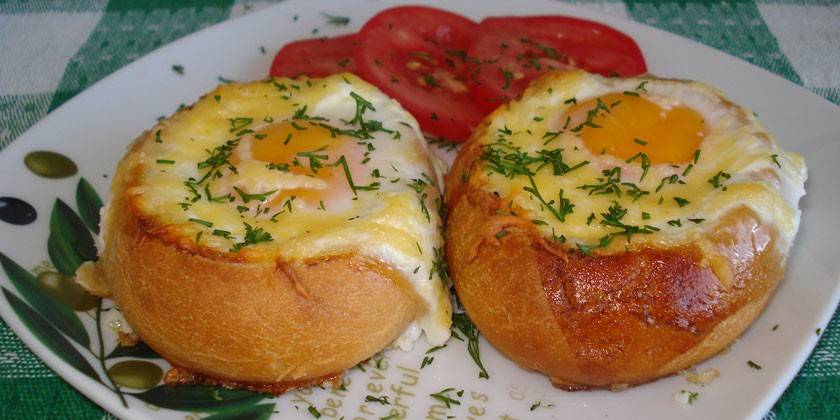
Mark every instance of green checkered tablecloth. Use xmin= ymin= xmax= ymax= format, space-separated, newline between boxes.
xmin=0 ymin=0 xmax=837 ymax=418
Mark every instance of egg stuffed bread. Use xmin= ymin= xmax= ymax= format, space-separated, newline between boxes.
xmin=445 ymin=71 xmax=807 ymax=390
xmin=90 ymin=73 xmax=451 ymax=391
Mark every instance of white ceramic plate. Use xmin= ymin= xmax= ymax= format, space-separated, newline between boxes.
xmin=1 ymin=1 xmax=838 ymax=419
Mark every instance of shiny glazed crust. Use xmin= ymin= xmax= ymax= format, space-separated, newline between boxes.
xmin=444 ymin=125 xmax=786 ymax=390
xmin=97 ymin=130 xmax=424 ymax=388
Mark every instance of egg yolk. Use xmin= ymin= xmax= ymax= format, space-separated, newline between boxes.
xmin=566 ymin=93 xmax=708 ymax=164
xmin=249 ymin=122 xmax=349 ymax=206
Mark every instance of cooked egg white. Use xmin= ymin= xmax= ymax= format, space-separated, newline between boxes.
xmin=476 ymin=71 xmax=806 ymax=255
xmin=119 ymin=73 xmax=451 ymax=349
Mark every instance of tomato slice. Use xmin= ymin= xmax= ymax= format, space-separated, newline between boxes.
xmin=269 ymin=34 xmax=357 ymax=78
xmin=353 ymin=6 xmax=485 ymax=141
xmin=467 ymin=16 xmax=647 ymax=108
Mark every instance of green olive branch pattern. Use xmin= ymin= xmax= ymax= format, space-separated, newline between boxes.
xmin=1 ymin=177 xmax=272 ymax=416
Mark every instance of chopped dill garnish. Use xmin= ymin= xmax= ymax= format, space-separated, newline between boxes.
xmin=451 ymin=313 xmax=489 ymax=379
xmin=321 ymin=12 xmax=350 ymax=26
xmin=429 ymin=388 xmax=462 ymax=409
xmin=231 ymin=222 xmax=273 ymax=251
xmin=188 ymin=218 xmax=213 ymax=228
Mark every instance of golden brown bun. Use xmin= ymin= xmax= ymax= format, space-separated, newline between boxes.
xmin=97 ymin=131 xmax=424 ymax=387
xmin=444 ymin=127 xmax=785 ymax=390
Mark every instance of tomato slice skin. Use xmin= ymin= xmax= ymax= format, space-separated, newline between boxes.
xmin=269 ymin=34 xmax=357 ymax=78
xmin=467 ymin=16 xmax=647 ymax=108
xmin=353 ymin=6 xmax=486 ymax=142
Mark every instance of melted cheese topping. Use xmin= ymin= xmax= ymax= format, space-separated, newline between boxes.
xmin=125 ymin=74 xmax=451 ymax=348
xmin=476 ymin=71 xmax=807 ymax=254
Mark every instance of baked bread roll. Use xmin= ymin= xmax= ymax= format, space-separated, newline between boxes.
xmin=445 ymin=71 xmax=807 ymax=389
xmin=91 ymin=74 xmax=452 ymax=390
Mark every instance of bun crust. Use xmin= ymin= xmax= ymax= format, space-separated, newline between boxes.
xmin=445 ymin=130 xmax=785 ymax=390
xmin=98 ymin=131 xmax=423 ymax=387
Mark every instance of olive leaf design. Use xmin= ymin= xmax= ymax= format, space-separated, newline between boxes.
xmin=76 ymin=177 xmax=103 ymax=234
xmin=0 ymin=252 xmax=90 ymax=347
xmin=2 ymin=177 xmax=274 ymax=415
xmin=48 ymin=198 xmax=97 ymax=276
xmin=130 ymin=385 xmax=267 ymax=412
xmin=203 ymin=403 xmax=277 ymax=420
xmin=2 ymin=287 xmax=99 ymax=381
